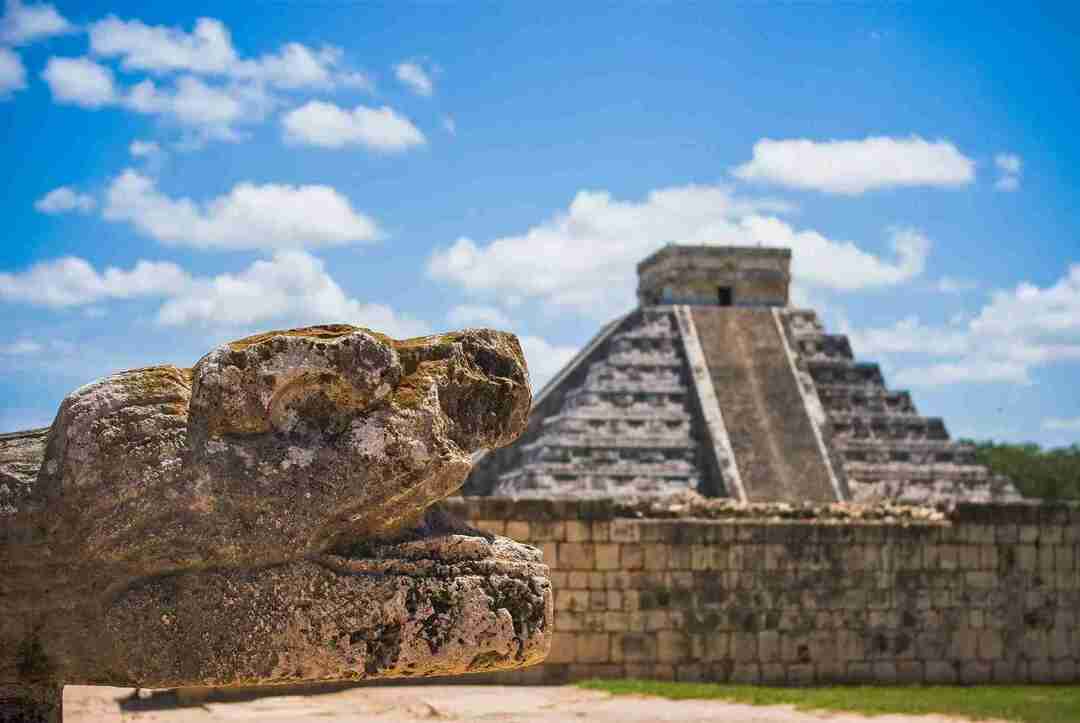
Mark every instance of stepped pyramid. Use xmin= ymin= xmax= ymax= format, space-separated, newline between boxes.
xmin=465 ymin=245 xmax=1021 ymax=504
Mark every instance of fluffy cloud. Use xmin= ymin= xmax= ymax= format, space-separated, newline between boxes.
xmin=0 ymin=339 xmax=42 ymax=355
xmin=994 ymin=152 xmax=1022 ymax=191
xmin=427 ymin=184 xmax=929 ymax=318
xmin=0 ymin=47 xmax=26 ymax=97
xmin=103 ymin=169 xmax=380 ymax=251
xmin=0 ymin=0 xmax=74 ymax=46
xmin=394 ymin=60 xmax=433 ymax=96
xmin=0 ymin=252 xmax=429 ymax=339
xmin=732 ymin=136 xmax=975 ymax=194
xmin=282 ymin=101 xmax=426 ymax=151
xmin=88 ymin=15 xmax=364 ymax=90
xmin=1043 ymin=417 xmax=1080 ymax=432
xmin=126 ymin=75 xmax=274 ymax=141
xmin=34 ymin=186 xmax=95 ymax=214
xmin=129 ymin=139 xmax=161 ymax=157
xmin=850 ymin=264 xmax=1080 ymax=387
xmin=89 ymin=16 xmax=236 ymax=74
xmin=934 ymin=276 xmax=978 ymax=294
xmin=446 ymin=304 xmax=513 ymax=328
xmin=41 ymin=56 xmax=117 ymax=107
xmin=0 ymin=256 xmax=190 ymax=307
xmin=155 ymin=251 xmax=430 ymax=337
xmin=43 ymin=55 xmax=273 ymax=140
xmin=518 ymin=335 xmax=578 ymax=392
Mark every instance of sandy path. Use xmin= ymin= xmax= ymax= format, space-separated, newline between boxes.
xmin=64 ymin=684 xmax=1005 ymax=723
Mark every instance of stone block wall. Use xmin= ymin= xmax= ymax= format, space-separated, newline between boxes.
xmin=441 ymin=498 xmax=1080 ymax=685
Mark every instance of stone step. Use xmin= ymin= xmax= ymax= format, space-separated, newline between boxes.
xmin=564 ymin=385 xmax=688 ymax=401
xmin=794 ymin=333 xmax=854 ymax=361
xmin=691 ymin=307 xmax=838 ymax=503
xmin=492 ymin=473 xmax=696 ymax=497
xmin=816 ymin=386 xmax=916 ymax=414
xmin=843 ymin=461 xmax=993 ymax=484
xmin=807 ymin=359 xmax=885 ymax=386
xmin=519 ymin=434 xmax=697 ymax=453
xmin=499 ymin=461 xmax=697 ymax=479
xmin=539 ymin=417 xmax=693 ymax=437
xmin=835 ymin=439 xmax=977 ymax=465
xmin=781 ymin=308 xmax=824 ymax=335
xmin=829 ymin=414 xmax=949 ymax=441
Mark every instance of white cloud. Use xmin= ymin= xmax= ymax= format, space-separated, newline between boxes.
xmin=125 ymin=75 xmax=274 ymax=141
xmin=934 ymin=276 xmax=978 ymax=294
xmin=34 ymin=186 xmax=95 ymax=214
xmin=995 ymin=176 xmax=1019 ymax=192
xmin=518 ymin=335 xmax=578 ymax=392
xmin=43 ymin=54 xmax=273 ymax=141
xmin=394 ymin=60 xmax=433 ymax=96
xmin=89 ymin=16 xmax=238 ymax=75
xmin=732 ymin=136 xmax=975 ymax=194
xmin=41 ymin=56 xmax=117 ymax=108
xmin=427 ymin=184 xmax=928 ymax=318
xmin=282 ymin=101 xmax=426 ymax=152
xmin=0 ymin=339 xmax=42 ymax=355
xmin=234 ymin=42 xmax=340 ymax=89
xmin=848 ymin=315 xmax=969 ymax=357
xmin=155 ymin=251 xmax=430 ymax=338
xmin=129 ymin=139 xmax=161 ymax=157
xmin=851 ymin=264 xmax=1080 ymax=387
xmin=0 ymin=0 xmax=74 ymax=46
xmin=0 ymin=47 xmax=26 ymax=97
xmin=0 ymin=256 xmax=191 ymax=307
xmin=1043 ymin=417 xmax=1080 ymax=432
xmin=995 ymin=153 xmax=1022 ymax=175
xmin=103 ymin=169 xmax=381 ymax=251
xmin=994 ymin=152 xmax=1022 ymax=192
xmin=88 ymin=15 xmax=364 ymax=90
xmin=446 ymin=304 xmax=513 ymax=328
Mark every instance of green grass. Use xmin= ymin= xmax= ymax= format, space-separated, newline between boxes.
xmin=579 ymin=679 xmax=1080 ymax=723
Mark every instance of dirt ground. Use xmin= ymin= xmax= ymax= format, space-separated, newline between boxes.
xmin=64 ymin=684 xmax=1005 ymax=723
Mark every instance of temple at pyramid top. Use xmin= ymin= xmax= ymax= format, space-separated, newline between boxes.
xmin=464 ymin=244 xmax=1020 ymax=505
xmin=637 ymin=244 xmax=791 ymax=307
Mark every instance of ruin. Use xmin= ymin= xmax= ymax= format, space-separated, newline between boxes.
xmin=465 ymin=244 xmax=1021 ymax=504
xmin=0 ymin=325 xmax=551 ymax=723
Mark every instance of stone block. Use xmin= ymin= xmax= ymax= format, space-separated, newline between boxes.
xmin=619 ymin=633 xmax=657 ymax=662
xmin=505 ymin=520 xmax=530 ymax=541
xmin=576 ymin=633 xmax=611 ymax=663
xmin=559 ymin=543 xmax=596 ymax=570
xmin=548 ymin=632 xmax=577 ymax=664
xmin=568 ymin=571 xmax=590 ymax=589
xmin=555 ymin=589 xmax=589 ymax=612
xmin=566 ymin=521 xmax=591 ymax=543
xmin=786 ymin=664 xmax=815 ymax=686
xmin=758 ymin=630 xmax=781 ymax=662
xmin=606 ymin=590 xmax=624 ymax=611
xmin=644 ymin=543 xmax=670 ymax=571
xmin=611 ymin=519 xmax=641 ymax=543
xmin=621 ymin=544 xmax=645 ymax=571
xmin=730 ymin=663 xmax=761 ymax=684
xmin=594 ymin=543 xmax=620 ymax=571
xmin=657 ymin=630 xmax=690 ymax=663
xmin=925 ymin=660 xmax=958 ymax=684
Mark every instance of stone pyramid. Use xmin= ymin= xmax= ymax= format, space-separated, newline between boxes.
xmin=464 ymin=245 xmax=1021 ymax=505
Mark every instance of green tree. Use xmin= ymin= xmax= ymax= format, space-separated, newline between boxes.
xmin=962 ymin=440 xmax=1080 ymax=500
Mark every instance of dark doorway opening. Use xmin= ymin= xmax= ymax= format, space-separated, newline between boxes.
xmin=717 ymin=286 xmax=733 ymax=306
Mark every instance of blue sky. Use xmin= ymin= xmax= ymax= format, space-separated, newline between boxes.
xmin=1 ymin=1 xmax=1078 ymax=446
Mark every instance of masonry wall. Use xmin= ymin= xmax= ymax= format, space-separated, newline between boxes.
xmin=441 ymin=498 xmax=1080 ymax=685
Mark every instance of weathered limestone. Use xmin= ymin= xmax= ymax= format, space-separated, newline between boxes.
xmin=1 ymin=325 xmax=551 ymax=722
xmin=467 ymin=244 xmax=1020 ymax=504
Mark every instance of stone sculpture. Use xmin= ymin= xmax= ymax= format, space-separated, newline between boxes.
xmin=1 ymin=325 xmax=551 ymax=723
